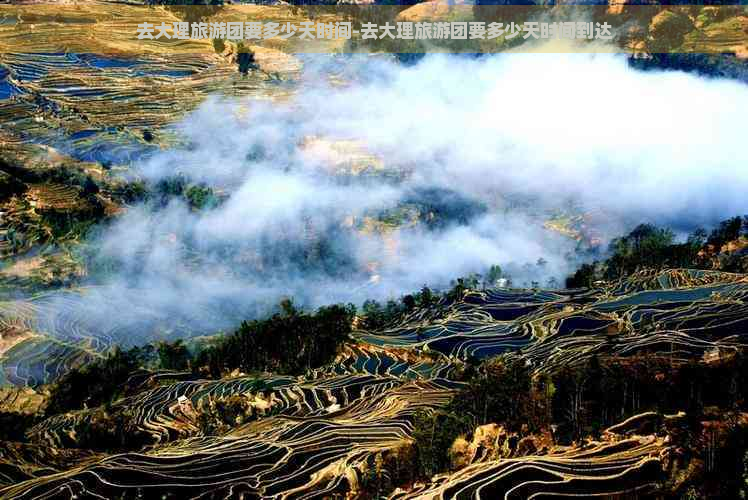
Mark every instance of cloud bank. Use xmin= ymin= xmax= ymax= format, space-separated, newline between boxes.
xmin=39 ymin=51 xmax=748 ymax=347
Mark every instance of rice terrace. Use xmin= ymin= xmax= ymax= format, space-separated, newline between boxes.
xmin=0 ymin=1 xmax=748 ymax=499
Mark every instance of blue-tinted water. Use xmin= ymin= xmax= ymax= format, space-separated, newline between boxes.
xmin=0 ymin=80 xmax=20 ymax=100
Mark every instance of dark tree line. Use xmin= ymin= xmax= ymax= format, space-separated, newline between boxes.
xmin=46 ymin=345 xmax=154 ymax=416
xmin=40 ymin=281 xmax=470 ymax=421
xmin=567 ymin=216 xmax=748 ymax=287
xmin=42 ymin=300 xmax=355 ymax=419
xmin=193 ymin=299 xmax=356 ymax=377
xmin=358 ymin=286 xmax=439 ymax=330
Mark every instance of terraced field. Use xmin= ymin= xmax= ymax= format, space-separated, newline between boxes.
xmin=0 ymin=269 xmax=746 ymax=498
xmin=392 ymin=436 xmax=665 ymax=499
xmin=359 ymin=269 xmax=748 ymax=371
xmin=8 ymin=375 xmax=457 ymax=498
xmin=1 ymin=3 xmax=747 ymax=497
xmin=0 ymin=1 xmax=393 ymax=388
xmin=0 ymin=20 xmax=310 ymax=384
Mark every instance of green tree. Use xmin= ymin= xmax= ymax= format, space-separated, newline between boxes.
xmin=412 ymin=409 xmax=471 ymax=478
xmin=157 ymin=340 xmax=191 ymax=370
xmin=485 ymin=264 xmax=503 ymax=287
